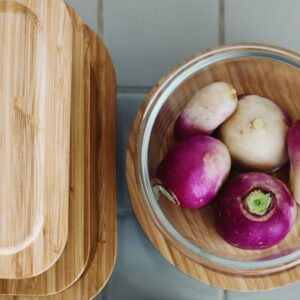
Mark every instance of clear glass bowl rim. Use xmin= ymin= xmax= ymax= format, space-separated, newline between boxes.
xmin=135 ymin=43 xmax=300 ymax=273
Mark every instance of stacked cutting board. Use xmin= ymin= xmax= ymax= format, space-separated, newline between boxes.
xmin=0 ymin=0 xmax=116 ymax=299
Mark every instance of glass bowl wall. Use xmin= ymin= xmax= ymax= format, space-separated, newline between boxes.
xmin=135 ymin=44 xmax=300 ymax=275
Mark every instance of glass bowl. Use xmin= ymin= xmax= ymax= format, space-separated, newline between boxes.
xmin=134 ymin=44 xmax=300 ymax=275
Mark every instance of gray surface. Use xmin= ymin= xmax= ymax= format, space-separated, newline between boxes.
xmin=225 ymin=0 xmax=300 ymax=52
xmin=103 ymin=217 xmax=223 ymax=300
xmin=116 ymin=94 xmax=145 ymax=210
xmin=103 ymin=0 xmax=219 ymax=87
xmin=227 ymin=283 xmax=300 ymax=300
xmin=65 ymin=0 xmax=99 ymax=33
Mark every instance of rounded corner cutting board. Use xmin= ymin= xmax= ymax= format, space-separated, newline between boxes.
xmin=0 ymin=4 xmax=94 ymax=296
xmin=0 ymin=0 xmax=72 ymax=279
xmin=0 ymin=19 xmax=117 ymax=300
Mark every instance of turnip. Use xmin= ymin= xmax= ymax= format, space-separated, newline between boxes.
xmin=174 ymin=82 xmax=237 ymax=140
xmin=287 ymin=120 xmax=300 ymax=204
xmin=220 ymin=95 xmax=291 ymax=172
xmin=155 ymin=136 xmax=231 ymax=209
xmin=214 ymin=173 xmax=296 ymax=250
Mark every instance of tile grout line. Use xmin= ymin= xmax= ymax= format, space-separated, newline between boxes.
xmin=117 ymin=208 xmax=135 ymax=218
xmin=98 ymin=0 xmax=104 ymax=38
xmin=221 ymin=289 xmax=228 ymax=300
xmin=117 ymin=85 xmax=152 ymax=94
xmin=219 ymin=0 xmax=225 ymax=44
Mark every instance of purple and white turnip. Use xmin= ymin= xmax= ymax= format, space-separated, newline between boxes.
xmin=214 ymin=173 xmax=296 ymax=250
xmin=174 ymin=82 xmax=238 ymax=140
xmin=153 ymin=80 xmax=299 ymax=251
xmin=155 ymin=136 xmax=231 ymax=209
xmin=288 ymin=120 xmax=300 ymax=204
xmin=220 ymin=95 xmax=291 ymax=172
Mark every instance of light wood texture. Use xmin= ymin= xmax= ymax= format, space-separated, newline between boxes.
xmin=0 ymin=5 xmax=93 ymax=296
xmin=0 ymin=18 xmax=117 ymax=300
xmin=0 ymin=0 xmax=72 ymax=279
xmin=126 ymin=44 xmax=300 ymax=291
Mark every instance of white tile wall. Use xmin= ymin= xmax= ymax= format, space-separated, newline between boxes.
xmin=65 ymin=0 xmax=99 ymax=33
xmin=103 ymin=0 xmax=219 ymax=87
xmin=225 ymin=0 xmax=300 ymax=53
xmin=104 ymin=217 xmax=223 ymax=300
xmin=227 ymin=282 xmax=300 ymax=300
xmin=117 ymin=94 xmax=145 ymax=209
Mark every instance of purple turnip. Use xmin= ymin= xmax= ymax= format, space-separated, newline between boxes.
xmin=174 ymin=82 xmax=237 ymax=140
xmin=214 ymin=173 xmax=296 ymax=250
xmin=288 ymin=120 xmax=300 ymax=204
xmin=155 ymin=136 xmax=231 ymax=209
xmin=220 ymin=95 xmax=291 ymax=172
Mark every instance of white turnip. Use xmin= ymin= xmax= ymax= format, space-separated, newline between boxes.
xmin=174 ymin=82 xmax=237 ymax=140
xmin=220 ymin=95 xmax=291 ymax=172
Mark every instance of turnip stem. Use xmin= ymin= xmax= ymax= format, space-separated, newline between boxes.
xmin=245 ymin=190 xmax=272 ymax=216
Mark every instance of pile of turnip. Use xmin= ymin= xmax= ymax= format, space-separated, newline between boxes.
xmin=155 ymin=82 xmax=298 ymax=250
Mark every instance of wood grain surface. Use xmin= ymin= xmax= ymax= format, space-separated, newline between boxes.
xmin=36 ymin=23 xmax=117 ymax=300
xmin=0 ymin=13 xmax=117 ymax=300
xmin=0 ymin=0 xmax=72 ymax=279
xmin=0 ymin=3 xmax=93 ymax=295
xmin=126 ymin=44 xmax=300 ymax=291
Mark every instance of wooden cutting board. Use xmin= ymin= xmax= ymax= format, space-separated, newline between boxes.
xmin=0 ymin=0 xmax=72 ymax=279
xmin=0 ymin=16 xmax=117 ymax=300
xmin=0 ymin=4 xmax=93 ymax=295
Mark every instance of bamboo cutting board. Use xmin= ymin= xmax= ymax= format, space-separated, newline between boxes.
xmin=0 ymin=4 xmax=93 ymax=296
xmin=0 ymin=18 xmax=117 ymax=300
xmin=0 ymin=0 xmax=72 ymax=279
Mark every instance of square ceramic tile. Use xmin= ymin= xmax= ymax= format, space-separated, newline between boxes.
xmin=104 ymin=217 xmax=223 ymax=300
xmin=117 ymin=93 xmax=146 ymax=209
xmin=65 ymin=0 xmax=99 ymax=33
xmin=225 ymin=0 xmax=300 ymax=53
xmin=103 ymin=0 xmax=219 ymax=87
xmin=227 ymin=282 xmax=300 ymax=300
